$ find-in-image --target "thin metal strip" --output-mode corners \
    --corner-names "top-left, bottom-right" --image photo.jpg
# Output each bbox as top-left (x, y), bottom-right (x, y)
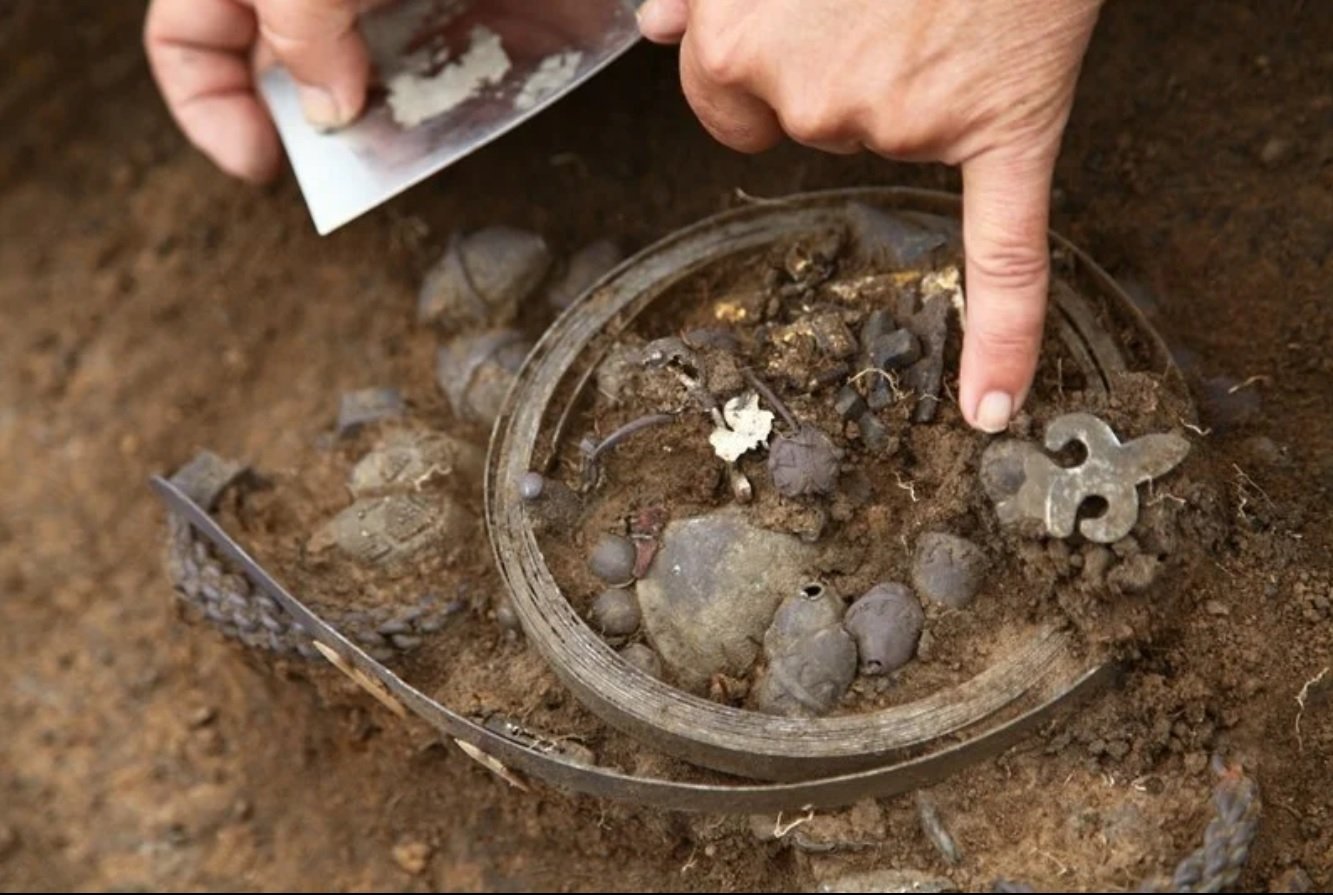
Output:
top-left (152, 475), bottom-right (1112, 813)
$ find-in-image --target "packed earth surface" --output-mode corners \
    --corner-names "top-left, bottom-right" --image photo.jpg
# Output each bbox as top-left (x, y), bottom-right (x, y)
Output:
top-left (2, 1), bottom-right (1331, 891)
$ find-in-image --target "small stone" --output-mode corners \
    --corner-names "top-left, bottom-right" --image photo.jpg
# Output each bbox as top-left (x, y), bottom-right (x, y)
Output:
top-left (979, 439), bottom-right (1041, 503)
top-left (392, 838), bottom-right (433, 875)
top-left (845, 202), bottom-right (950, 269)
top-left (310, 494), bottom-right (473, 569)
top-left (755, 584), bottom-right (857, 717)
top-left (768, 426), bottom-right (842, 498)
top-left (620, 642), bottom-right (663, 679)
top-left (336, 387), bottom-right (404, 436)
top-left (816, 869), bottom-right (958, 893)
top-left (169, 451), bottom-right (246, 511)
top-left (834, 385), bottom-right (868, 421)
top-left (418, 227), bottom-right (551, 328)
top-left (588, 534), bottom-right (637, 585)
top-left (518, 471), bottom-right (545, 501)
top-left (494, 599), bottom-right (521, 631)
top-left (590, 588), bottom-right (641, 636)
top-left (844, 583), bottom-right (923, 675)
top-left (187, 706), bottom-right (217, 728)
top-left (436, 330), bottom-right (532, 426)
top-left (547, 239), bottom-right (622, 310)
top-left (636, 509), bottom-right (816, 689)
top-left (869, 329), bottom-right (920, 371)
top-left (348, 430), bottom-right (485, 497)
top-left (912, 533), bottom-right (988, 609)
top-left (1204, 599), bottom-right (1230, 617)
top-left (1259, 136), bottom-right (1293, 167)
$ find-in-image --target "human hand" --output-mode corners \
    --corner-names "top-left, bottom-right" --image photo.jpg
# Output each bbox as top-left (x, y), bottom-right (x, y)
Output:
top-left (638, 0), bottom-right (1103, 432)
top-left (145, 0), bottom-right (374, 183)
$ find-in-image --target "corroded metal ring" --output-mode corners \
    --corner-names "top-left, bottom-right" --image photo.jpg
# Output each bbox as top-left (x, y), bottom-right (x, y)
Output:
top-left (486, 188), bottom-right (1180, 783)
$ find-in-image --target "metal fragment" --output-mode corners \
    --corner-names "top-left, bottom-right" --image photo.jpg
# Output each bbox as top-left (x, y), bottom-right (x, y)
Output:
top-left (984, 413), bottom-right (1191, 544)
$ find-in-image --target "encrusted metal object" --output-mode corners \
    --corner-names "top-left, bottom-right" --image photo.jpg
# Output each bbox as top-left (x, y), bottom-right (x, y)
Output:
top-left (984, 412), bottom-right (1191, 544)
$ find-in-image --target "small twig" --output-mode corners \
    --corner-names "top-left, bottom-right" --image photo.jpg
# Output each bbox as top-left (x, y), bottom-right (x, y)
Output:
top-left (1227, 375), bottom-right (1270, 394)
top-left (1295, 666), bottom-right (1329, 751)
top-left (733, 187), bottom-right (798, 207)
top-left (895, 472), bottom-right (920, 503)
top-left (1180, 418), bottom-right (1212, 437)
top-left (742, 369), bottom-right (799, 430)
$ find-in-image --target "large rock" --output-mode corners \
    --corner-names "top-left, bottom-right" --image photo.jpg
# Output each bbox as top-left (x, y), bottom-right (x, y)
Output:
top-left (635, 509), bottom-right (816, 690)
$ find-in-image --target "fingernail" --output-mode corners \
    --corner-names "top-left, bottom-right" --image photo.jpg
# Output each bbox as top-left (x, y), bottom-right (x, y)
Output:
top-left (975, 391), bottom-right (1013, 433)
top-left (297, 84), bottom-right (345, 131)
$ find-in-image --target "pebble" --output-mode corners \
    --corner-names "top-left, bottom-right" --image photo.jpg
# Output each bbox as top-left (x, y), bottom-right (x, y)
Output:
top-left (635, 508), bottom-right (816, 689)
top-left (619, 642), bottom-right (663, 679)
top-left (912, 533), bottom-right (988, 609)
top-left (392, 838), bottom-right (433, 875)
top-left (518, 471), bottom-right (545, 501)
top-left (348, 430), bottom-right (485, 497)
top-left (754, 585), bottom-right (857, 717)
top-left (869, 329), bottom-right (920, 371)
top-left (590, 587), bottom-right (641, 636)
top-left (547, 239), bottom-right (623, 310)
top-left (436, 329), bottom-right (532, 425)
top-left (494, 599), bottom-right (521, 632)
top-left (845, 202), bottom-right (950, 269)
top-left (1259, 136), bottom-right (1293, 167)
top-left (335, 387), bottom-right (404, 437)
top-left (309, 494), bottom-right (472, 569)
top-left (588, 534), bottom-right (637, 585)
top-left (1204, 599), bottom-right (1230, 617)
top-left (418, 226), bottom-right (551, 328)
top-left (843, 583), bottom-right (923, 675)
top-left (768, 426), bottom-right (842, 498)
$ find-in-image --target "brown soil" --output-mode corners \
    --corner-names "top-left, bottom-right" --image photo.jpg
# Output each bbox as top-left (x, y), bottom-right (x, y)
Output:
top-left (2, 1), bottom-right (1331, 891)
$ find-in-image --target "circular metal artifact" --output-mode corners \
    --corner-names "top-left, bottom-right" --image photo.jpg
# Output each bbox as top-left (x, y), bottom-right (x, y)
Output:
top-left (487, 188), bottom-right (1181, 783)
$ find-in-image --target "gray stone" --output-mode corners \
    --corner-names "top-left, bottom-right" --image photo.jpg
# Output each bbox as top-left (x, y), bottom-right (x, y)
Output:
top-left (869, 329), bottom-right (920, 371)
top-left (309, 494), bottom-right (472, 569)
top-left (768, 426), bottom-right (842, 498)
top-left (619, 642), bottom-right (663, 679)
top-left (912, 533), bottom-right (988, 609)
top-left (547, 239), bottom-right (623, 310)
top-left (418, 226), bottom-right (551, 328)
top-left (590, 587), bottom-right (641, 636)
top-left (336, 387), bottom-right (404, 436)
top-left (635, 509), bottom-right (816, 690)
top-left (169, 451), bottom-right (245, 510)
top-left (845, 202), bottom-right (948, 269)
top-left (347, 430), bottom-right (485, 497)
top-left (844, 583), bottom-right (924, 675)
top-left (754, 585), bottom-right (857, 717)
top-left (436, 329), bottom-right (531, 425)
top-left (588, 534), bottom-right (637, 585)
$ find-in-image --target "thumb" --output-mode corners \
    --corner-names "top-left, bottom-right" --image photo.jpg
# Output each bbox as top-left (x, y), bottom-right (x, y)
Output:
top-left (958, 149), bottom-right (1056, 433)
top-left (255, 0), bottom-right (369, 129)
top-left (638, 0), bottom-right (688, 44)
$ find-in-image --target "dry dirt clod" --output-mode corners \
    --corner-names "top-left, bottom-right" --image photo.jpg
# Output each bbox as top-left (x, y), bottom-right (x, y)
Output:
top-left (844, 583), bottom-right (924, 676)
top-left (635, 508), bottom-right (816, 690)
top-left (546, 238), bottom-right (622, 310)
top-left (588, 534), bottom-right (637, 585)
top-left (815, 869), bottom-right (958, 893)
top-left (590, 587), bottom-right (641, 636)
top-left (418, 226), bottom-right (551, 329)
top-left (755, 584), bottom-right (857, 717)
top-left (619, 642), bottom-right (663, 679)
top-left (912, 532), bottom-right (988, 609)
